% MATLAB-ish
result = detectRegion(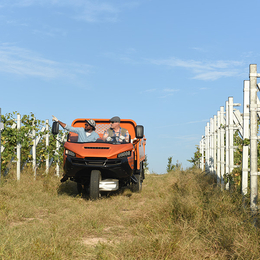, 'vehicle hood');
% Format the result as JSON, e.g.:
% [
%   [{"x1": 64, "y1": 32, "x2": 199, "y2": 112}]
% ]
[{"x1": 64, "y1": 142, "x2": 133, "y2": 159}]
